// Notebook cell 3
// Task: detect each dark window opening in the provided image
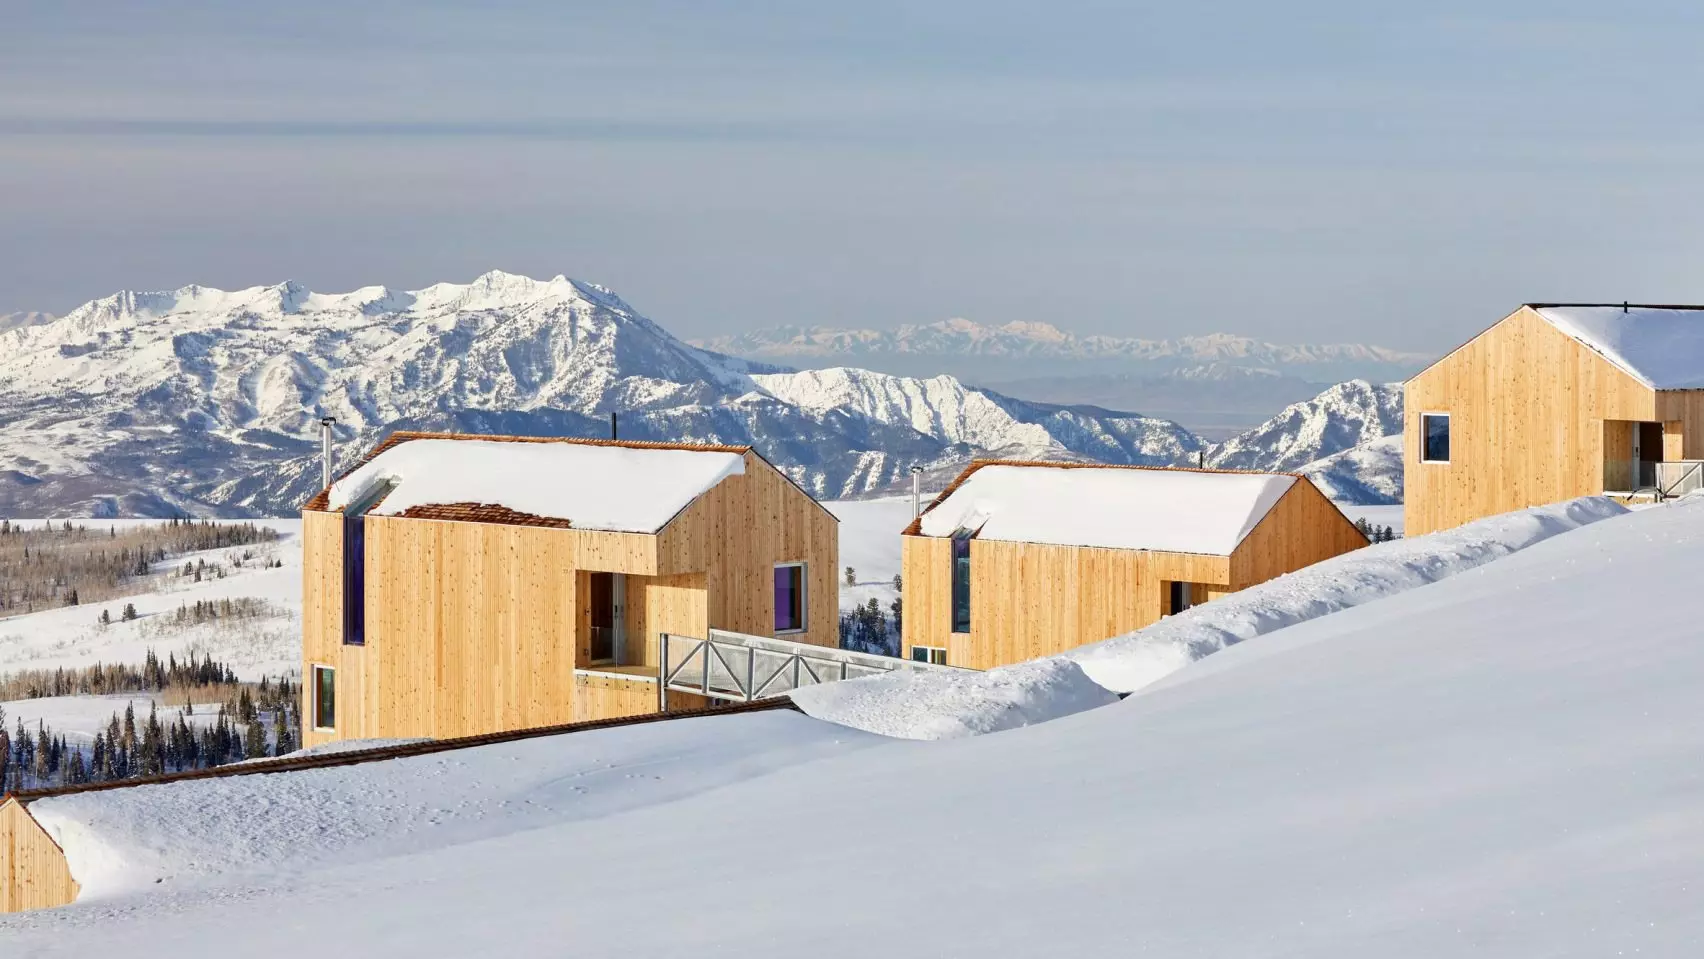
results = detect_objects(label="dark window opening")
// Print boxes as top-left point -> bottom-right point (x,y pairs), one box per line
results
340,481 -> 392,647
951,533 -> 972,634
1421,413 -> 1451,464
313,665 -> 336,730
1169,581 -> 1194,615
774,563 -> 806,633
912,646 -> 948,665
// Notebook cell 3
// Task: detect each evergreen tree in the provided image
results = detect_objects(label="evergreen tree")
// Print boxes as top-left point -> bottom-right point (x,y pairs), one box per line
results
243,717 -> 267,759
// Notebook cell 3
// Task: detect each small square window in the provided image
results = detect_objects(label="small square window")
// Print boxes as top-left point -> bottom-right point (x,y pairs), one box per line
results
774,563 -> 806,633
312,665 -> 336,731
1421,413 -> 1451,464
911,646 -> 948,666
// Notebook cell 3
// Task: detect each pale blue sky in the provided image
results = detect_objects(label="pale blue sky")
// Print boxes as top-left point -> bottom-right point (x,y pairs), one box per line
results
5,2 -> 1704,349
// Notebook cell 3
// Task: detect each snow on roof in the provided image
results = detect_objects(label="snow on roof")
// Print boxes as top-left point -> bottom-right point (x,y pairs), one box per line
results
1534,306 -> 1704,390
327,438 -> 746,533
917,463 -> 1297,555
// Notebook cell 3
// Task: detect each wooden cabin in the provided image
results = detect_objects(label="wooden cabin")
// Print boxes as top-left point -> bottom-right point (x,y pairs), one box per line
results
298,432 -> 837,747
1405,304 -> 1704,536
899,460 -> 1366,670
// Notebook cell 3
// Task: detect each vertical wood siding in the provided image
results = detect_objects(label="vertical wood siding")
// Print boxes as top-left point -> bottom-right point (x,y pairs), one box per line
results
0,799 -> 78,913
302,450 -> 836,744
1404,306 -> 1662,536
901,478 -> 1363,670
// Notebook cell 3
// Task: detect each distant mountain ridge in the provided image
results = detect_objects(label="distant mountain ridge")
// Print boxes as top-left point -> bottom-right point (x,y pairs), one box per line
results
694,318 -> 1429,369
0,272 -> 1217,516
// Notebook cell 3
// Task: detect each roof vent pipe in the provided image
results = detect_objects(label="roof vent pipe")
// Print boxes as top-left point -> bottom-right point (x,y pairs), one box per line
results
319,416 -> 337,491
911,465 -> 924,519
611,410 -> 618,441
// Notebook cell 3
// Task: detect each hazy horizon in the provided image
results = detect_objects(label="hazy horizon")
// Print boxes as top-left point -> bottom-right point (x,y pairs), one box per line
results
8,3 -> 1704,352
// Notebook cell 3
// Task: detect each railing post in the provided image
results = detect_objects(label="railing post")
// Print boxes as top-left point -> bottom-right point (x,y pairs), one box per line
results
745,646 -> 756,703
659,633 -> 668,714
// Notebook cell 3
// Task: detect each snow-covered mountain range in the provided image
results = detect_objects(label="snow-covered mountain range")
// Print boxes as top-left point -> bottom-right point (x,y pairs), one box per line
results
0,273 -> 1405,516
696,319 -> 1427,369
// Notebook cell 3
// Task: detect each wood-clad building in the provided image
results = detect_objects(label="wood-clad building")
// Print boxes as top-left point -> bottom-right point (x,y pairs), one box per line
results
298,432 -> 837,747
1405,304 -> 1704,537
900,460 -> 1366,670
0,797 -> 78,912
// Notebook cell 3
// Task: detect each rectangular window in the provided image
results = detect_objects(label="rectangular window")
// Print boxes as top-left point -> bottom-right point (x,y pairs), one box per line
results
951,533 -> 972,634
912,646 -> 948,666
312,665 -> 336,731
340,480 -> 392,647
1168,581 -> 1194,615
1421,413 -> 1451,464
774,563 -> 806,633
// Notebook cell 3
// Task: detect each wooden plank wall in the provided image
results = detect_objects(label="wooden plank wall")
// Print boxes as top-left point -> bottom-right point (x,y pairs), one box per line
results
901,535 -> 1232,671
1229,480 -> 1368,588
301,449 -> 837,744
900,478 -> 1363,670
0,799 -> 78,913
1404,306 -> 1660,537
659,451 -> 839,649
570,674 -> 710,722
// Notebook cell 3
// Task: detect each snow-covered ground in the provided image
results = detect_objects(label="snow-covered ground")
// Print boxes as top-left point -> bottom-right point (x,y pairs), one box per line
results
0,520 -> 302,681
829,495 -> 914,614
0,694 -> 230,745
8,496 -> 1704,954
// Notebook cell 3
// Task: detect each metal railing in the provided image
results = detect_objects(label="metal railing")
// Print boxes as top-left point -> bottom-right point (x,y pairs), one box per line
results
1606,459 -> 1704,499
1656,460 -> 1704,499
659,629 -> 963,711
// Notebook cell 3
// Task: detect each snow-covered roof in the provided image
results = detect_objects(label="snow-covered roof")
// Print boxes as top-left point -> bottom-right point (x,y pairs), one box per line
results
1533,305 -> 1704,390
916,463 -> 1298,555
326,437 -> 746,533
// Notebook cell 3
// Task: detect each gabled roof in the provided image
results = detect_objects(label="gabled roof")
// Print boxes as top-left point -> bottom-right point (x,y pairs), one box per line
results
304,432 -> 753,533
1527,304 -> 1704,390
907,460 -> 1302,556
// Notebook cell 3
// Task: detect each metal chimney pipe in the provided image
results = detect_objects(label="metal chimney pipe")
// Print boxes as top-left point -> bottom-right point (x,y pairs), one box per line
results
319,417 -> 337,491
610,410 -> 618,441
911,466 -> 924,519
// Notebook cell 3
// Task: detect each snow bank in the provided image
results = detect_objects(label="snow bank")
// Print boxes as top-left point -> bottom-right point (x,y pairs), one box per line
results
919,463 -> 1295,554
327,438 -> 745,532
25,709 -> 874,902
1536,305 -> 1704,390
790,658 -> 1118,740
1068,495 -> 1627,693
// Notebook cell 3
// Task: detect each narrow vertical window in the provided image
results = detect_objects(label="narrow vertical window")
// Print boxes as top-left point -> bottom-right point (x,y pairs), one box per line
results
313,665 -> 336,730
1421,413 -> 1451,463
341,480 -> 392,646
342,512 -> 367,645
951,533 -> 972,634
774,563 -> 806,633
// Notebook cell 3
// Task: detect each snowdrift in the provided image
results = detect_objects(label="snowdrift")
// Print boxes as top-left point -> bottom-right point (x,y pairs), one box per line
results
1069,495 -> 1626,693
797,496 -> 1624,738
23,709 -> 877,902
790,658 -> 1118,740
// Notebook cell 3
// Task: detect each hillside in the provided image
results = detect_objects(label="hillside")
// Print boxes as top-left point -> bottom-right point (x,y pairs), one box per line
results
6,498 -> 1702,955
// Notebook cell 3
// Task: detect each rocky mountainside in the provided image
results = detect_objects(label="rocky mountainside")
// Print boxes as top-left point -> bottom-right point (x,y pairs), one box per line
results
1298,434 -> 1404,505
1204,380 -> 1403,473
0,273 -> 1207,516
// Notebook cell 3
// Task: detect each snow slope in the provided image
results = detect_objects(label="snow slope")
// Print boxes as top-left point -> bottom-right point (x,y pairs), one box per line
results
328,438 -> 745,532
1204,378 -> 1402,473
11,497 -> 1704,955
916,463 -> 1295,553
0,519 -> 302,680
1298,432 -> 1404,505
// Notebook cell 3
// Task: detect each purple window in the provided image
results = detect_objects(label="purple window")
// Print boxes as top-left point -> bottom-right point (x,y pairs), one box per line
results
774,564 -> 805,632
